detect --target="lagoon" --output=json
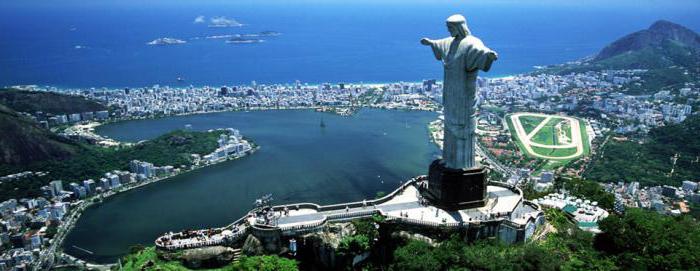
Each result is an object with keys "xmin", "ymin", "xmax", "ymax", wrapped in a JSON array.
[{"xmin": 62, "ymin": 109, "xmax": 438, "ymax": 263}]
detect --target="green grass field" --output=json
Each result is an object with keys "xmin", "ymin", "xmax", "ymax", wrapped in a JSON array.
[
  {"xmin": 562, "ymin": 121, "xmax": 572, "ymax": 143},
  {"xmin": 507, "ymin": 113, "xmax": 591, "ymax": 161},
  {"xmin": 531, "ymin": 146, "xmax": 578, "ymax": 157},
  {"xmin": 519, "ymin": 115, "xmax": 546, "ymax": 135},
  {"xmin": 530, "ymin": 118, "xmax": 563, "ymax": 145},
  {"xmin": 580, "ymin": 120, "xmax": 591, "ymax": 155}
]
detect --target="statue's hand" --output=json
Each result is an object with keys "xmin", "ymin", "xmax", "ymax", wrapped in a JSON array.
[
  {"xmin": 420, "ymin": 38, "xmax": 432, "ymax": 46},
  {"xmin": 487, "ymin": 51, "xmax": 498, "ymax": 61}
]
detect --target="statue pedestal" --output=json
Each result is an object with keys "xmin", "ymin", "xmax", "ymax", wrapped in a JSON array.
[{"xmin": 423, "ymin": 159, "xmax": 487, "ymax": 211}]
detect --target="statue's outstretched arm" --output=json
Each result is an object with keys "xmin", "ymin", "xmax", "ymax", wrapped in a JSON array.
[{"xmin": 420, "ymin": 38, "xmax": 443, "ymax": 61}]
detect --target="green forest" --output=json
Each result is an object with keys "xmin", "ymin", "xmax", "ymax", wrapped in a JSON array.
[
  {"xmin": 386, "ymin": 208, "xmax": 700, "ymax": 271},
  {"xmin": 585, "ymin": 115, "xmax": 700, "ymax": 186},
  {"xmin": 0, "ymin": 130, "xmax": 227, "ymax": 201}
]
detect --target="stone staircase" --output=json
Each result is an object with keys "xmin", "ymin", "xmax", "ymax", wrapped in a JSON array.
[{"xmin": 231, "ymin": 248, "xmax": 243, "ymax": 263}]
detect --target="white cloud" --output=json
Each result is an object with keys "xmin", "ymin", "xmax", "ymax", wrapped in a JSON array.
[{"xmin": 193, "ymin": 15, "xmax": 205, "ymax": 24}]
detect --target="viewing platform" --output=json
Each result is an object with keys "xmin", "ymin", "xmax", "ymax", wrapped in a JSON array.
[{"xmin": 155, "ymin": 176, "xmax": 544, "ymax": 251}]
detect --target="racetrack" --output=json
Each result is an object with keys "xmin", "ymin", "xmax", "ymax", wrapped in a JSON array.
[{"xmin": 509, "ymin": 112, "xmax": 585, "ymax": 160}]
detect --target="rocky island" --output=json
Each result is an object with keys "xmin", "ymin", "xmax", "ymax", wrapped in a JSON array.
[
  {"xmin": 147, "ymin": 38, "xmax": 187, "ymax": 46},
  {"xmin": 226, "ymin": 37, "xmax": 264, "ymax": 44}
]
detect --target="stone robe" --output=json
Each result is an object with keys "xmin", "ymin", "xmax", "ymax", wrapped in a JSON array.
[{"xmin": 429, "ymin": 35, "xmax": 496, "ymax": 169}]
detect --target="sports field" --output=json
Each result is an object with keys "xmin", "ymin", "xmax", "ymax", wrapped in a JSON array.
[{"xmin": 507, "ymin": 112, "xmax": 590, "ymax": 161}]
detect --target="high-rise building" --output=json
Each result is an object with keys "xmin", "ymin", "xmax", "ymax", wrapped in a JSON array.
[
  {"xmin": 49, "ymin": 180, "xmax": 63, "ymax": 196},
  {"xmin": 99, "ymin": 178, "xmax": 110, "ymax": 191},
  {"xmin": 83, "ymin": 179, "xmax": 96, "ymax": 195},
  {"xmin": 682, "ymin": 181, "xmax": 698, "ymax": 192}
]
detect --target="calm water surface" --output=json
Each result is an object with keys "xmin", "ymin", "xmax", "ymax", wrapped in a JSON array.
[
  {"xmin": 2, "ymin": 1, "xmax": 698, "ymax": 87},
  {"xmin": 63, "ymin": 109, "xmax": 438, "ymax": 263}
]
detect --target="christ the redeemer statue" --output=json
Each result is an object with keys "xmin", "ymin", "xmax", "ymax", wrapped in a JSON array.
[{"xmin": 421, "ymin": 14, "xmax": 497, "ymax": 169}]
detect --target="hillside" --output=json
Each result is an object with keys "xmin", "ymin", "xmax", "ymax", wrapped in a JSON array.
[
  {"xmin": 0, "ymin": 129, "xmax": 228, "ymax": 201},
  {"xmin": 584, "ymin": 115, "xmax": 700, "ymax": 186},
  {"xmin": 0, "ymin": 89, "xmax": 107, "ymax": 115},
  {"xmin": 0, "ymin": 89, "xmax": 111, "ymax": 166},
  {"xmin": 540, "ymin": 20, "xmax": 700, "ymax": 94},
  {"xmin": 595, "ymin": 20, "xmax": 700, "ymax": 61},
  {"xmin": 0, "ymin": 104, "xmax": 80, "ymax": 166}
]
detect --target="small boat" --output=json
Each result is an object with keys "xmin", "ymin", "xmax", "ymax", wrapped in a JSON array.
[{"xmin": 320, "ymin": 118, "xmax": 326, "ymax": 128}]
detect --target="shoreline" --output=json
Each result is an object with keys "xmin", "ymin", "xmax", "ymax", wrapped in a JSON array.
[
  {"xmin": 4, "ymin": 74, "xmax": 521, "ymax": 92},
  {"xmin": 54, "ymin": 106, "xmax": 435, "ymax": 266},
  {"xmin": 49, "ymin": 132, "xmax": 260, "ymax": 268},
  {"xmin": 82, "ymin": 105, "xmax": 438, "ymax": 136}
]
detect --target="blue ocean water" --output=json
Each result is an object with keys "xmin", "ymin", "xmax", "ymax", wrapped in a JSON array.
[{"xmin": 0, "ymin": 0, "xmax": 699, "ymax": 88}]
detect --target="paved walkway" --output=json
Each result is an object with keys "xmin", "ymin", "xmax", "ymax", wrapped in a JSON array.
[{"xmin": 277, "ymin": 201, "xmax": 422, "ymax": 225}]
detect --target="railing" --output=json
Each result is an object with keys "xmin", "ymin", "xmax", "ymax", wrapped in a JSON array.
[
  {"xmin": 279, "ymin": 219, "xmax": 327, "ymax": 236},
  {"xmin": 156, "ymin": 233, "xmax": 240, "ymax": 251},
  {"xmin": 270, "ymin": 203, "xmax": 322, "ymax": 212},
  {"xmin": 317, "ymin": 176, "xmax": 425, "ymax": 212},
  {"xmin": 326, "ymin": 209, "xmax": 379, "ymax": 221},
  {"xmin": 387, "ymin": 216, "xmax": 462, "ymax": 228},
  {"xmin": 156, "ymin": 174, "xmax": 544, "ymax": 251}
]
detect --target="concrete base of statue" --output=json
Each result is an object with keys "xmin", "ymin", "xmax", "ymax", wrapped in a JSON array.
[{"xmin": 423, "ymin": 159, "xmax": 487, "ymax": 211}]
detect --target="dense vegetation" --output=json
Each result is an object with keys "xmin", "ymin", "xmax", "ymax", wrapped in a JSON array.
[
  {"xmin": 0, "ymin": 104, "xmax": 79, "ymax": 165},
  {"xmin": 0, "ymin": 130, "xmax": 226, "ymax": 201},
  {"xmin": 594, "ymin": 208, "xmax": 700, "ymax": 270},
  {"xmin": 117, "ymin": 247, "xmax": 298, "ymax": 271},
  {"xmin": 556, "ymin": 177, "xmax": 615, "ymax": 210},
  {"xmin": 387, "ymin": 208, "xmax": 700, "ymax": 271},
  {"xmin": 388, "ymin": 209, "xmax": 611, "ymax": 271},
  {"xmin": 0, "ymin": 89, "xmax": 111, "ymax": 166},
  {"xmin": 338, "ymin": 215, "xmax": 383, "ymax": 255},
  {"xmin": 585, "ymin": 115, "xmax": 700, "ymax": 186},
  {"xmin": 0, "ymin": 89, "xmax": 107, "ymax": 115}
]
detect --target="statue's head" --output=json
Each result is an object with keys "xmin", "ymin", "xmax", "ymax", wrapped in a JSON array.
[{"xmin": 445, "ymin": 14, "xmax": 471, "ymax": 38}]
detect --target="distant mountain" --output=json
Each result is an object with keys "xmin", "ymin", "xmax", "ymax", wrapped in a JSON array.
[
  {"xmin": 595, "ymin": 20, "xmax": 700, "ymax": 61},
  {"xmin": 592, "ymin": 20, "xmax": 700, "ymax": 71},
  {"xmin": 539, "ymin": 20, "xmax": 700, "ymax": 94},
  {"xmin": 0, "ymin": 89, "xmax": 107, "ymax": 115},
  {"xmin": 0, "ymin": 104, "xmax": 79, "ymax": 166}
]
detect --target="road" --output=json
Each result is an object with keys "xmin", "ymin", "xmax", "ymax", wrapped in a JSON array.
[{"xmin": 476, "ymin": 142, "xmax": 516, "ymax": 178}]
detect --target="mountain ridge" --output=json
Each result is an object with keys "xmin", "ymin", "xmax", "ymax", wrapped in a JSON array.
[
  {"xmin": 595, "ymin": 20, "xmax": 700, "ymax": 61},
  {"xmin": 537, "ymin": 20, "xmax": 700, "ymax": 94},
  {"xmin": 0, "ymin": 104, "xmax": 80, "ymax": 166}
]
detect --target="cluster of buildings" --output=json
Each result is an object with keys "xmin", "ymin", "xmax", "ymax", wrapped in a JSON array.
[
  {"xmin": 40, "ymin": 162, "xmax": 175, "ymax": 202},
  {"xmin": 0, "ymin": 160, "xmax": 178, "ymax": 269},
  {"xmin": 0, "ymin": 197, "xmax": 69, "ymax": 270},
  {"xmin": 0, "ymin": 126, "xmax": 249, "ymax": 270},
  {"xmin": 532, "ymin": 192, "xmax": 609, "ymax": 233},
  {"xmin": 200, "ymin": 129, "xmax": 253, "ymax": 164},
  {"xmin": 605, "ymin": 180, "xmax": 700, "ymax": 216},
  {"xmin": 474, "ymin": 69, "xmax": 697, "ymax": 186},
  {"xmin": 21, "ymin": 109, "xmax": 109, "ymax": 130},
  {"xmin": 33, "ymin": 80, "xmax": 441, "ymax": 119},
  {"xmin": 478, "ymin": 70, "xmax": 698, "ymax": 134},
  {"xmin": 0, "ymin": 172, "xmax": 47, "ymax": 183},
  {"xmin": 594, "ymin": 90, "xmax": 693, "ymax": 134}
]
